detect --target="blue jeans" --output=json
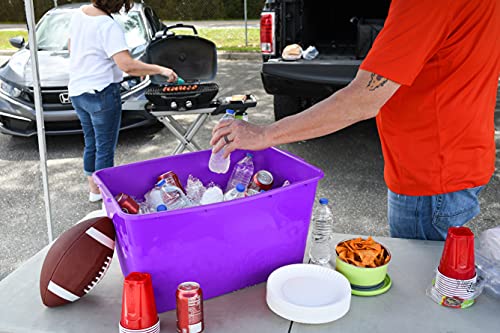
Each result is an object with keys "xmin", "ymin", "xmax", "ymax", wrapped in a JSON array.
[
  {"xmin": 388, "ymin": 186, "xmax": 484, "ymax": 241},
  {"xmin": 71, "ymin": 83, "xmax": 122, "ymax": 177}
]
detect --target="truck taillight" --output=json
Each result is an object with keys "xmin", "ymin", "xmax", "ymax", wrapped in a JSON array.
[{"xmin": 260, "ymin": 12, "xmax": 275, "ymax": 55}]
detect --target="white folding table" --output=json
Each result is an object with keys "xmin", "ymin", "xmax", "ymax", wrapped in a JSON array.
[{"xmin": 1, "ymin": 233, "xmax": 499, "ymax": 332}]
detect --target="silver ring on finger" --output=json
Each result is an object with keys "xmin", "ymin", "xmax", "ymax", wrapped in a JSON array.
[{"xmin": 224, "ymin": 135, "xmax": 232, "ymax": 144}]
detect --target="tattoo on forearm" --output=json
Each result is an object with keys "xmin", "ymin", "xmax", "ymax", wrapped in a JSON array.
[{"xmin": 367, "ymin": 74, "xmax": 388, "ymax": 91}]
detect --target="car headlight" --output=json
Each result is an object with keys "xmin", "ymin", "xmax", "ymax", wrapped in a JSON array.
[{"xmin": 0, "ymin": 79, "xmax": 23, "ymax": 98}]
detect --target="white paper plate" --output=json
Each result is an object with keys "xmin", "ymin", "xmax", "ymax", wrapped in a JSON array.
[{"xmin": 266, "ymin": 264, "xmax": 351, "ymax": 324}]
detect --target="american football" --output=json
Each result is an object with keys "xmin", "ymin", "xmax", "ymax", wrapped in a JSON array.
[{"xmin": 40, "ymin": 215, "xmax": 115, "ymax": 307}]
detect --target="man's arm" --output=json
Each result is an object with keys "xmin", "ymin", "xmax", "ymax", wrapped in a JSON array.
[
  {"xmin": 265, "ymin": 70, "xmax": 400, "ymax": 146},
  {"xmin": 211, "ymin": 69, "xmax": 400, "ymax": 156}
]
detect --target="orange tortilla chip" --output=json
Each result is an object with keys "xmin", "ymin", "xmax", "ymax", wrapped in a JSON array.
[{"xmin": 335, "ymin": 237, "xmax": 390, "ymax": 268}]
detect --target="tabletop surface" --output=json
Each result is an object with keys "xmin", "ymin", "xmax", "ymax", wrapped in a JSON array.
[{"xmin": 0, "ymin": 233, "xmax": 499, "ymax": 333}]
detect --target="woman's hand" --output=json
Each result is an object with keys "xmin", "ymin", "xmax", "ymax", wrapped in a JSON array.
[
  {"xmin": 160, "ymin": 67, "xmax": 178, "ymax": 83},
  {"xmin": 210, "ymin": 119, "xmax": 272, "ymax": 158}
]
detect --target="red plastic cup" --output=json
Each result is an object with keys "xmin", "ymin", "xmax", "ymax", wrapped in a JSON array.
[
  {"xmin": 438, "ymin": 227, "xmax": 475, "ymax": 280},
  {"xmin": 120, "ymin": 272, "xmax": 159, "ymax": 331}
]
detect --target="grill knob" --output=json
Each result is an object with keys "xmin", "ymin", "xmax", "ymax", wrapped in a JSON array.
[
  {"xmin": 185, "ymin": 101, "xmax": 193, "ymax": 108},
  {"xmin": 170, "ymin": 101, "xmax": 178, "ymax": 109}
]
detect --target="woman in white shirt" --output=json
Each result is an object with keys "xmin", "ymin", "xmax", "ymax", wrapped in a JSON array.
[{"xmin": 69, "ymin": 0, "xmax": 177, "ymax": 202}]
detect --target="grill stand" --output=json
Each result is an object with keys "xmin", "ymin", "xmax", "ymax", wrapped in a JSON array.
[
  {"xmin": 151, "ymin": 108, "xmax": 212, "ymax": 155},
  {"xmin": 147, "ymin": 95, "xmax": 257, "ymax": 155}
]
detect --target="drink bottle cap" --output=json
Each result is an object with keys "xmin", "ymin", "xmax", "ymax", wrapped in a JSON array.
[
  {"xmin": 246, "ymin": 152, "xmax": 254, "ymax": 158},
  {"xmin": 156, "ymin": 179, "xmax": 166, "ymax": 187},
  {"xmin": 319, "ymin": 198, "xmax": 329, "ymax": 205},
  {"xmin": 236, "ymin": 183, "xmax": 246, "ymax": 192},
  {"xmin": 226, "ymin": 109, "xmax": 236, "ymax": 115},
  {"xmin": 156, "ymin": 205, "xmax": 167, "ymax": 212}
]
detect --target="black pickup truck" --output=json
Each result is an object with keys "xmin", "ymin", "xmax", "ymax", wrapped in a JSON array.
[{"xmin": 260, "ymin": 0, "xmax": 391, "ymax": 120}]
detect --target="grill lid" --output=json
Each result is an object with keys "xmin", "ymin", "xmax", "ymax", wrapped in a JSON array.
[{"xmin": 142, "ymin": 24, "xmax": 217, "ymax": 85}]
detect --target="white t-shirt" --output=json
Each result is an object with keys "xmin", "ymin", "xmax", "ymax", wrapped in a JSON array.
[{"xmin": 68, "ymin": 8, "xmax": 129, "ymax": 97}]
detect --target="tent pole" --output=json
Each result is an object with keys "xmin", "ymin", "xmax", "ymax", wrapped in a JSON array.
[{"xmin": 24, "ymin": 0, "xmax": 54, "ymax": 243}]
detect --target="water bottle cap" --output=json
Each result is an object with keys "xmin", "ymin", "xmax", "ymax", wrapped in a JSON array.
[
  {"xmin": 156, "ymin": 179, "xmax": 166, "ymax": 187},
  {"xmin": 157, "ymin": 204, "xmax": 167, "ymax": 212},
  {"xmin": 226, "ymin": 109, "xmax": 236, "ymax": 115},
  {"xmin": 319, "ymin": 198, "xmax": 329, "ymax": 205},
  {"xmin": 246, "ymin": 152, "xmax": 254, "ymax": 158},
  {"xmin": 236, "ymin": 183, "xmax": 246, "ymax": 192}
]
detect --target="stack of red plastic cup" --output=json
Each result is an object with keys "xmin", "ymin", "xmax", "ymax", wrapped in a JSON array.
[
  {"xmin": 430, "ymin": 227, "xmax": 478, "ymax": 308},
  {"xmin": 119, "ymin": 272, "xmax": 160, "ymax": 333}
]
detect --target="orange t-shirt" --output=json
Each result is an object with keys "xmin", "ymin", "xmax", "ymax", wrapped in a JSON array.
[{"xmin": 360, "ymin": 0, "xmax": 500, "ymax": 196}]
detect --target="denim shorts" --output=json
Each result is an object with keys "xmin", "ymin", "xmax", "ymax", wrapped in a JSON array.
[
  {"xmin": 71, "ymin": 83, "xmax": 122, "ymax": 176},
  {"xmin": 387, "ymin": 186, "xmax": 484, "ymax": 240}
]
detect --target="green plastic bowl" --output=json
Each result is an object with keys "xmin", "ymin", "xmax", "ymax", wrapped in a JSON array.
[{"xmin": 334, "ymin": 239, "xmax": 391, "ymax": 287}]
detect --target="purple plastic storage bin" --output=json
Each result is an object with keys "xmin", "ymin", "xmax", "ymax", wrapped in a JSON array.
[{"xmin": 94, "ymin": 147, "xmax": 323, "ymax": 313}]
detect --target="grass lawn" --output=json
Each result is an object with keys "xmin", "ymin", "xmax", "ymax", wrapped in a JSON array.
[
  {"xmin": 198, "ymin": 27, "xmax": 260, "ymax": 52},
  {"xmin": 0, "ymin": 28, "xmax": 259, "ymax": 52}
]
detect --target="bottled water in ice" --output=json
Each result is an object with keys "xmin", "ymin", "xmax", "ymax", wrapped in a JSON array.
[
  {"xmin": 145, "ymin": 187, "xmax": 166, "ymax": 211},
  {"xmin": 224, "ymin": 183, "xmax": 246, "ymax": 201},
  {"xmin": 209, "ymin": 109, "xmax": 236, "ymax": 174},
  {"xmin": 156, "ymin": 179, "xmax": 192, "ymax": 211},
  {"xmin": 225, "ymin": 153, "xmax": 254, "ymax": 192},
  {"xmin": 309, "ymin": 198, "xmax": 333, "ymax": 265}
]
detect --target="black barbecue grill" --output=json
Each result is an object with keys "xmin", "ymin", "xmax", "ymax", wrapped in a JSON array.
[
  {"xmin": 143, "ymin": 24, "xmax": 222, "ymax": 111},
  {"xmin": 142, "ymin": 24, "xmax": 257, "ymax": 154}
]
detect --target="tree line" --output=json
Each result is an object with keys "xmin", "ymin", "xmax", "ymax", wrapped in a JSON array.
[{"xmin": 1, "ymin": 0, "xmax": 264, "ymax": 23}]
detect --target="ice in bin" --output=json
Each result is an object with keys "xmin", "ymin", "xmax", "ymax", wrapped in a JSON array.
[{"xmin": 94, "ymin": 147, "xmax": 324, "ymax": 312}]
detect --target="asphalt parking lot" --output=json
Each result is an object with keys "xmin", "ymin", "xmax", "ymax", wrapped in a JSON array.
[{"xmin": 0, "ymin": 57, "xmax": 499, "ymax": 281}]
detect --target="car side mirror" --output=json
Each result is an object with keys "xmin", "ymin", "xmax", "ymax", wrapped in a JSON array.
[{"xmin": 9, "ymin": 36, "xmax": 25, "ymax": 49}]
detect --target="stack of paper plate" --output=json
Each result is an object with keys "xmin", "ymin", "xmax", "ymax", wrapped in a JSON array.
[{"xmin": 266, "ymin": 264, "xmax": 351, "ymax": 324}]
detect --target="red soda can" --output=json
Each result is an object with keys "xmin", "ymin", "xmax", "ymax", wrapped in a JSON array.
[
  {"xmin": 157, "ymin": 171, "xmax": 185, "ymax": 193},
  {"xmin": 176, "ymin": 282, "xmax": 204, "ymax": 333},
  {"xmin": 248, "ymin": 170, "xmax": 274, "ymax": 192},
  {"xmin": 116, "ymin": 193, "xmax": 140, "ymax": 214}
]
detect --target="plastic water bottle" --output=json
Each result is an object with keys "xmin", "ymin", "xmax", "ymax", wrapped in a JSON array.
[
  {"xmin": 225, "ymin": 153, "xmax": 254, "ymax": 192},
  {"xmin": 145, "ymin": 187, "xmax": 166, "ymax": 211},
  {"xmin": 309, "ymin": 198, "xmax": 334, "ymax": 265},
  {"xmin": 157, "ymin": 179, "xmax": 192, "ymax": 211},
  {"xmin": 139, "ymin": 202, "xmax": 167, "ymax": 214},
  {"xmin": 224, "ymin": 183, "xmax": 246, "ymax": 201},
  {"xmin": 209, "ymin": 109, "xmax": 236, "ymax": 174}
]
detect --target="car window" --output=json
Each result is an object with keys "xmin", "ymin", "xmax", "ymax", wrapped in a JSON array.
[
  {"xmin": 113, "ymin": 11, "xmax": 148, "ymax": 49},
  {"xmin": 35, "ymin": 10, "xmax": 148, "ymax": 51},
  {"xmin": 36, "ymin": 12, "xmax": 71, "ymax": 51}
]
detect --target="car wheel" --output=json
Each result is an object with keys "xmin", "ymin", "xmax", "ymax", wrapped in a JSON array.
[{"xmin": 273, "ymin": 95, "xmax": 307, "ymax": 121}]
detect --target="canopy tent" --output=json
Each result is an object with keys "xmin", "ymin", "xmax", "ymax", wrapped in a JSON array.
[{"xmin": 24, "ymin": 0, "xmax": 53, "ymax": 243}]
